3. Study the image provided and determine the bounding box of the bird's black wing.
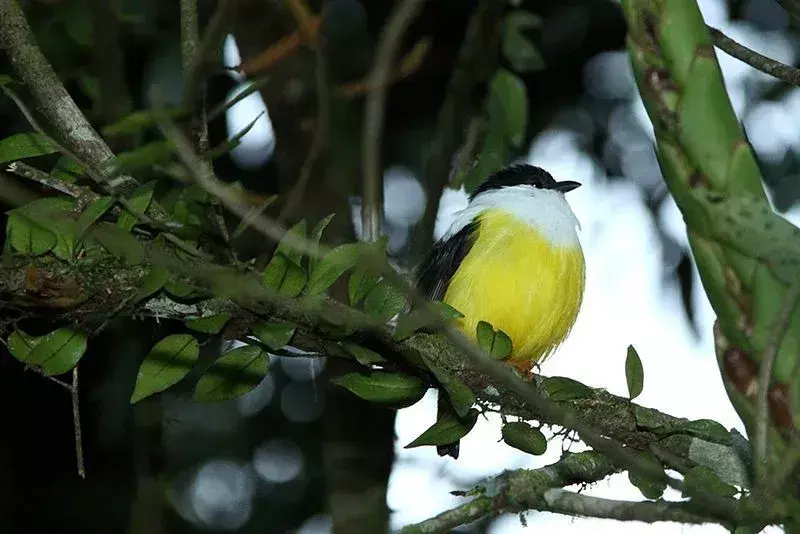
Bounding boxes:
[415,221,478,301]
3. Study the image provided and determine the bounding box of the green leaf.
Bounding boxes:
[131,334,200,403]
[252,322,296,351]
[405,408,479,448]
[489,69,528,148]
[348,237,387,306]
[12,197,78,260]
[542,376,593,401]
[135,267,170,301]
[627,451,667,500]
[193,345,269,402]
[308,214,335,272]
[117,181,156,232]
[625,344,644,400]
[501,422,547,455]
[341,341,387,366]
[77,196,115,241]
[7,328,88,376]
[673,419,732,446]
[206,112,264,159]
[475,321,513,360]
[332,372,427,407]
[51,156,83,184]
[102,107,186,138]
[164,279,200,299]
[306,243,363,296]
[6,212,57,255]
[110,141,174,174]
[88,222,145,265]
[682,466,738,498]
[393,301,465,342]
[273,219,307,266]
[348,267,381,307]
[462,128,508,193]
[263,253,308,297]
[502,11,545,73]
[363,281,406,320]
[185,313,232,335]
[0,133,58,164]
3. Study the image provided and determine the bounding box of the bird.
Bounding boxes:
[415,164,586,458]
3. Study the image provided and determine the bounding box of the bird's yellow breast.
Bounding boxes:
[443,209,585,370]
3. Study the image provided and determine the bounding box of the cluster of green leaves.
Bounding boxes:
[454,8,541,194]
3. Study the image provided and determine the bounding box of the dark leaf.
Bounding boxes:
[193,345,268,402]
[405,408,479,448]
[131,334,200,403]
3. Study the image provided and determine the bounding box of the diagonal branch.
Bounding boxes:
[0,0,136,193]
[400,451,728,533]
[708,26,800,87]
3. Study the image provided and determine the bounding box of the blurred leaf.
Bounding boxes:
[0,74,17,86]
[131,334,200,403]
[306,243,362,296]
[206,112,264,159]
[102,107,185,138]
[489,69,528,148]
[502,10,545,73]
[363,281,406,320]
[273,219,307,266]
[135,267,170,301]
[117,181,156,232]
[252,322,296,350]
[6,212,57,255]
[193,345,268,402]
[673,419,731,446]
[502,422,547,455]
[393,301,465,342]
[542,376,593,401]
[165,279,201,299]
[308,214,335,272]
[77,196,115,241]
[332,372,426,407]
[628,451,668,500]
[51,156,84,184]
[341,341,387,366]
[263,253,308,297]
[682,466,738,498]
[185,313,232,335]
[111,141,174,174]
[462,128,507,194]
[405,408,479,448]
[348,237,387,306]
[7,328,87,376]
[0,133,58,164]
[6,197,77,257]
[88,222,145,265]
[625,344,644,400]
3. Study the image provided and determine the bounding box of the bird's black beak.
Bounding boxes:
[553,180,582,193]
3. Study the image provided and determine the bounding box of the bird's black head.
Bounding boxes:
[469,164,581,200]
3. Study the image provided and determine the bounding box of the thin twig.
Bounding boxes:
[5,161,98,202]
[72,366,85,478]
[361,0,428,242]
[709,26,800,87]
[180,0,232,247]
[754,276,800,488]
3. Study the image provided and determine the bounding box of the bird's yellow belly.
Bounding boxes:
[443,209,585,370]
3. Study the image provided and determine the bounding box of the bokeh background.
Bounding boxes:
[1,0,799,532]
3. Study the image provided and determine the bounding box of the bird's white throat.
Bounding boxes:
[444,185,582,247]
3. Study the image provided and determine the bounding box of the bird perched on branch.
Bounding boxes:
[416,164,586,458]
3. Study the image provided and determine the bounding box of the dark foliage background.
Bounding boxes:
[0,0,797,532]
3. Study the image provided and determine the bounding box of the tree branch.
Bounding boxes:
[0,0,136,193]
[401,450,721,532]
[708,26,800,87]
